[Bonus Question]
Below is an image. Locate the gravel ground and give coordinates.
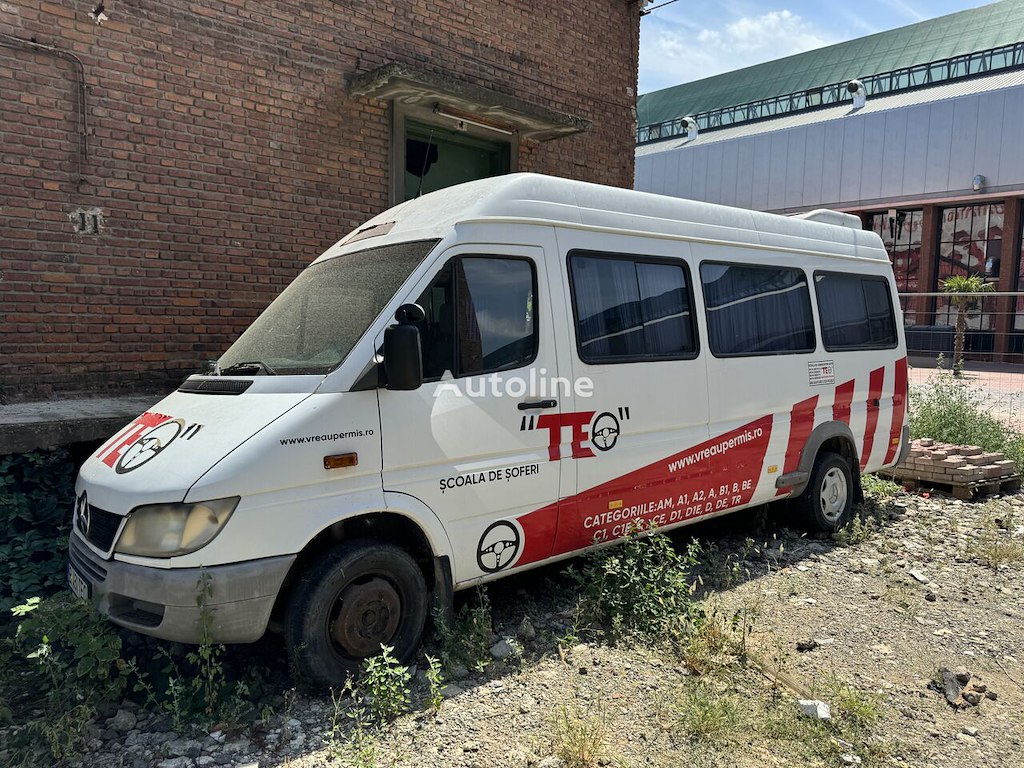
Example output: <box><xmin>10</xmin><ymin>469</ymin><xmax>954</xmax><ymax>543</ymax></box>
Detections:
<box><xmin>61</xmin><ymin>486</ymin><xmax>1024</xmax><ymax>768</ymax></box>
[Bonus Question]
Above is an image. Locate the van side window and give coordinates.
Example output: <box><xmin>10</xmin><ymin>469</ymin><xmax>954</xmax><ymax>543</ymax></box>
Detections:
<box><xmin>700</xmin><ymin>262</ymin><xmax>815</xmax><ymax>356</ymax></box>
<box><xmin>415</xmin><ymin>257</ymin><xmax>537</xmax><ymax>380</ymax></box>
<box><xmin>569</xmin><ymin>252</ymin><xmax>696</xmax><ymax>363</ymax></box>
<box><xmin>814</xmin><ymin>272</ymin><xmax>898</xmax><ymax>351</ymax></box>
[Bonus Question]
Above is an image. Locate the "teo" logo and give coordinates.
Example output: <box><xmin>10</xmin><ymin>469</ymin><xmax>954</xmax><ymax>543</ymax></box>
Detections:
<box><xmin>523</xmin><ymin>407</ymin><xmax>630</xmax><ymax>461</ymax></box>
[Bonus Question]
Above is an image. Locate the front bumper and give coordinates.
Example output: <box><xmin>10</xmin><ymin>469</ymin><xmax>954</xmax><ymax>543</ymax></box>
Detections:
<box><xmin>69</xmin><ymin>533</ymin><xmax>295</xmax><ymax>644</ymax></box>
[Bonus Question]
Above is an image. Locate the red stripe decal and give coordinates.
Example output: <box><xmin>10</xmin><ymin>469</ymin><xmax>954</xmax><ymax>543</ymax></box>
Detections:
<box><xmin>776</xmin><ymin>395</ymin><xmax>818</xmax><ymax>496</ymax></box>
<box><xmin>515</xmin><ymin>416</ymin><xmax>773</xmax><ymax>567</ymax></box>
<box><xmin>883</xmin><ymin>357</ymin><xmax>909</xmax><ymax>465</ymax></box>
<box><xmin>832</xmin><ymin>380</ymin><xmax>855</xmax><ymax>424</ymax></box>
<box><xmin>861</xmin><ymin>367</ymin><xmax>886</xmax><ymax>470</ymax></box>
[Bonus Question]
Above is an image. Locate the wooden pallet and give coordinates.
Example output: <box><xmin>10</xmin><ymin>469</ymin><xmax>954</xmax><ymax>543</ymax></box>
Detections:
<box><xmin>879</xmin><ymin>471</ymin><xmax>1021</xmax><ymax>501</ymax></box>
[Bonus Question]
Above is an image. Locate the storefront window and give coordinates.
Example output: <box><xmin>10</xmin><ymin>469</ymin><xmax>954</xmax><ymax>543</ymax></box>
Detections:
<box><xmin>936</xmin><ymin>204</ymin><xmax>1003</xmax><ymax>282</ymax></box>
<box><xmin>866</xmin><ymin>209</ymin><xmax>922</xmax><ymax>293</ymax></box>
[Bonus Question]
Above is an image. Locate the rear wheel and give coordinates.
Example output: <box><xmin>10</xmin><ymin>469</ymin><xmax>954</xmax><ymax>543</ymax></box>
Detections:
<box><xmin>797</xmin><ymin>451</ymin><xmax>854</xmax><ymax>533</ymax></box>
<box><xmin>285</xmin><ymin>541</ymin><xmax>427</xmax><ymax>687</ymax></box>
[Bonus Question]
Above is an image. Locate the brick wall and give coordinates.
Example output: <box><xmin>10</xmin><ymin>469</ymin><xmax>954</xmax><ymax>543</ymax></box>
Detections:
<box><xmin>0</xmin><ymin>0</ymin><xmax>640</xmax><ymax>401</ymax></box>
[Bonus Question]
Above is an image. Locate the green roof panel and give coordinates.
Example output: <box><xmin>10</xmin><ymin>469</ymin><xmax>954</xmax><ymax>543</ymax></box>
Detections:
<box><xmin>638</xmin><ymin>0</ymin><xmax>1024</xmax><ymax>127</ymax></box>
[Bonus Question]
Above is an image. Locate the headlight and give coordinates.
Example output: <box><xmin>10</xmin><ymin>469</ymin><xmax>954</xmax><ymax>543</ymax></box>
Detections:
<box><xmin>115</xmin><ymin>497</ymin><xmax>239</xmax><ymax>557</ymax></box>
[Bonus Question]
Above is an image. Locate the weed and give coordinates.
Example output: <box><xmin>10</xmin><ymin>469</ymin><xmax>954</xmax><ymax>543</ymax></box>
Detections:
<box><xmin>910</xmin><ymin>364</ymin><xmax>1024</xmax><ymax>469</ymax></box>
<box><xmin>550</xmin><ymin>701</ymin><xmax>609</xmax><ymax>768</ymax></box>
<box><xmin>0</xmin><ymin>449</ymin><xmax>76</xmax><ymax>613</ymax></box>
<box><xmin>664</xmin><ymin>680</ymin><xmax>744</xmax><ymax>741</ymax></box>
<box><xmin>360</xmin><ymin>644</ymin><xmax>412</xmax><ymax>723</ymax></box>
<box><xmin>434</xmin><ymin>587</ymin><xmax>493</xmax><ymax>673</ymax></box>
<box><xmin>860</xmin><ymin>473</ymin><xmax>903</xmax><ymax>500</ymax></box>
<box><xmin>0</xmin><ymin>593</ymin><xmax>135</xmax><ymax>763</ymax></box>
<box><xmin>833</xmin><ymin>512</ymin><xmax>882</xmax><ymax>546</ymax></box>
<box><xmin>568</xmin><ymin>525</ymin><xmax>702</xmax><ymax>643</ymax></box>
<box><xmin>825</xmin><ymin>678</ymin><xmax>882</xmax><ymax>730</ymax></box>
<box><xmin>156</xmin><ymin>572</ymin><xmax>259</xmax><ymax>731</ymax></box>
<box><xmin>675</xmin><ymin>600</ymin><xmax>757</xmax><ymax>674</ymax></box>
<box><xmin>325</xmin><ymin>684</ymin><xmax>379</xmax><ymax>768</ymax></box>
<box><xmin>424</xmin><ymin>653</ymin><xmax>445</xmax><ymax>711</ymax></box>
<box><xmin>323</xmin><ymin>648</ymin><xmax>409</xmax><ymax>768</ymax></box>
<box><xmin>970</xmin><ymin>505</ymin><xmax>1024</xmax><ymax>568</ymax></box>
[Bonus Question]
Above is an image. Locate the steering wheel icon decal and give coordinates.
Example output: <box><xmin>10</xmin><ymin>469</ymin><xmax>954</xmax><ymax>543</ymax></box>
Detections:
<box><xmin>476</xmin><ymin>521</ymin><xmax>522</xmax><ymax>573</ymax></box>
<box><xmin>115</xmin><ymin>419</ymin><xmax>184</xmax><ymax>474</ymax></box>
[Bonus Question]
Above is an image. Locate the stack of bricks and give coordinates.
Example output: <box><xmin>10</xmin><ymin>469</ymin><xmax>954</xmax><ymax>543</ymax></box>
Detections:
<box><xmin>893</xmin><ymin>439</ymin><xmax>1018</xmax><ymax>486</ymax></box>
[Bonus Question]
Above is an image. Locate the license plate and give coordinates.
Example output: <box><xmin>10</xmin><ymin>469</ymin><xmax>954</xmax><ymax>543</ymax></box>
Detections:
<box><xmin>68</xmin><ymin>563</ymin><xmax>91</xmax><ymax>600</ymax></box>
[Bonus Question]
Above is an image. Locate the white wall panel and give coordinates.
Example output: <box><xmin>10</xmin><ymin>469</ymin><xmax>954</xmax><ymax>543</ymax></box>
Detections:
<box><xmin>821</xmin><ymin>121</ymin><xmax>845</xmax><ymax>205</ymax></box>
<box><xmin>858</xmin><ymin>113</ymin><xmax>887</xmax><ymax>203</ymax></box>
<box><xmin>999</xmin><ymin>92</ymin><xmax>1024</xmax><ymax>183</ymax></box>
<box><xmin>802</xmin><ymin>124</ymin><xmax>825</xmax><ymax>206</ymax></box>
<box><xmin>924</xmin><ymin>101</ymin><xmax>954</xmax><ymax>193</ymax></box>
<box><xmin>973</xmin><ymin>92</ymin><xmax>1005</xmax><ymax>187</ymax></box>
<box><xmin>734</xmin><ymin>139</ymin><xmax>755</xmax><ymax>209</ymax></box>
<box><xmin>839</xmin><ymin>117</ymin><xmax>865</xmax><ymax>203</ymax></box>
<box><xmin>767</xmin><ymin>132</ymin><xmax>790</xmax><ymax>210</ymax></box>
<box><xmin>705</xmin><ymin>143</ymin><xmax>724</xmax><ymax>205</ymax></box>
<box><xmin>880</xmin><ymin>109</ymin><xmax>909</xmax><ymax>195</ymax></box>
<box><xmin>901</xmin><ymin>104</ymin><xmax>931</xmax><ymax>197</ymax></box>
<box><xmin>721</xmin><ymin>141</ymin><xmax>740</xmax><ymax>208</ymax></box>
<box><xmin>751</xmin><ymin>135</ymin><xmax>772</xmax><ymax>210</ymax></box>
<box><xmin>947</xmin><ymin>96</ymin><xmax>980</xmax><ymax>193</ymax></box>
<box><xmin>784</xmin><ymin>130</ymin><xmax>806</xmax><ymax>208</ymax></box>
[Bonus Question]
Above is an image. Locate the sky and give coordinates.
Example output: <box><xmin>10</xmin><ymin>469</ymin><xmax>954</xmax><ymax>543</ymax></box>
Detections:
<box><xmin>638</xmin><ymin>0</ymin><xmax>999</xmax><ymax>94</ymax></box>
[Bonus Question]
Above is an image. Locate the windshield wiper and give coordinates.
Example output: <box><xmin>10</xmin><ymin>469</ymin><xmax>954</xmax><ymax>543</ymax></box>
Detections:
<box><xmin>219</xmin><ymin>360</ymin><xmax>278</xmax><ymax>376</ymax></box>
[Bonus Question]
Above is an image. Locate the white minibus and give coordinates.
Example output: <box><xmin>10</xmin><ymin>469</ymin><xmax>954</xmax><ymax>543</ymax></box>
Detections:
<box><xmin>70</xmin><ymin>174</ymin><xmax>909</xmax><ymax>684</ymax></box>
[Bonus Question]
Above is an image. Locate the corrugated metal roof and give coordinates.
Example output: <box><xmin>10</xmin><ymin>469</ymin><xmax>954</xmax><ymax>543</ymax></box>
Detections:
<box><xmin>635</xmin><ymin>68</ymin><xmax>1024</xmax><ymax>157</ymax></box>
<box><xmin>637</xmin><ymin>0</ymin><xmax>1024</xmax><ymax>127</ymax></box>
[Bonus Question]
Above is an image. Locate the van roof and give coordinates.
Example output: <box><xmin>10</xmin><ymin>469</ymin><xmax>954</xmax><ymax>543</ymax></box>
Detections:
<box><xmin>320</xmin><ymin>173</ymin><xmax>886</xmax><ymax>263</ymax></box>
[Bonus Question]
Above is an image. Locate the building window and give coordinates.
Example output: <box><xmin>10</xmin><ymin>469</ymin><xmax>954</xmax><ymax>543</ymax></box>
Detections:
<box><xmin>936</xmin><ymin>203</ymin><xmax>1003</xmax><ymax>282</ymax></box>
<box><xmin>814</xmin><ymin>272</ymin><xmax>897</xmax><ymax>351</ymax></box>
<box><xmin>700</xmin><ymin>263</ymin><xmax>815</xmax><ymax>357</ymax></box>
<box><xmin>568</xmin><ymin>253</ymin><xmax>697</xmax><ymax>363</ymax></box>
<box><xmin>866</xmin><ymin>209</ymin><xmax>923</xmax><ymax>292</ymax></box>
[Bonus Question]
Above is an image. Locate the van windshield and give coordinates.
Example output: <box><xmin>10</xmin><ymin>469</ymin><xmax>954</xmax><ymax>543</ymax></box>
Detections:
<box><xmin>218</xmin><ymin>239</ymin><xmax>439</xmax><ymax>375</ymax></box>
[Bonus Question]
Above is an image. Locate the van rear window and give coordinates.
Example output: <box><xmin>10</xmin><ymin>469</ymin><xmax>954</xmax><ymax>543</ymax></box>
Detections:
<box><xmin>814</xmin><ymin>272</ymin><xmax>898</xmax><ymax>351</ymax></box>
<box><xmin>568</xmin><ymin>253</ymin><xmax>697</xmax><ymax>363</ymax></box>
<box><xmin>701</xmin><ymin>263</ymin><xmax>815</xmax><ymax>356</ymax></box>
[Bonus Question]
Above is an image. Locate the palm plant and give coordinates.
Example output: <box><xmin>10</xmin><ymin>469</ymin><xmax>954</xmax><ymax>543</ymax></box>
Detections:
<box><xmin>940</xmin><ymin>274</ymin><xmax>994</xmax><ymax>375</ymax></box>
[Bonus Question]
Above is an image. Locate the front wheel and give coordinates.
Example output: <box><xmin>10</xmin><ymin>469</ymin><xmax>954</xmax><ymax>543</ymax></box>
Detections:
<box><xmin>796</xmin><ymin>451</ymin><xmax>854</xmax><ymax>533</ymax></box>
<box><xmin>285</xmin><ymin>541</ymin><xmax>427</xmax><ymax>687</ymax></box>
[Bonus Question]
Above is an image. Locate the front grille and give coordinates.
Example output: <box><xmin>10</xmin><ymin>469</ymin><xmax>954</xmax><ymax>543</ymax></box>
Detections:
<box><xmin>69</xmin><ymin>536</ymin><xmax>108</xmax><ymax>582</ymax></box>
<box><xmin>78</xmin><ymin>504</ymin><xmax>123</xmax><ymax>552</ymax></box>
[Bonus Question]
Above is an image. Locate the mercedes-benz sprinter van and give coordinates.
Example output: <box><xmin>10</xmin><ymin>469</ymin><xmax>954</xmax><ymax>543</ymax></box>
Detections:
<box><xmin>70</xmin><ymin>174</ymin><xmax>909</xmax><ymax>685</ymax></box>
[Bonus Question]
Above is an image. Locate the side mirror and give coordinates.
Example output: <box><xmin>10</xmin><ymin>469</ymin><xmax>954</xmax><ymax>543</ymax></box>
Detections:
<box><xmin>383</xmin><ymin>304</ymin><xmax>424</xmax><ymax>391</ymax></box>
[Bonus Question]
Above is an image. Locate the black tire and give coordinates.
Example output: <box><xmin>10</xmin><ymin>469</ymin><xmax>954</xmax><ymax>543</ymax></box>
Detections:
<box><xmin>285</xmin><ymin>541</ymin><xmax>427</xmax><ymax>687</ymax></box>
<box><xmin>796</xmin><ymin>451</ymin><xmax>854</xmax><ymax>533</ymax></box>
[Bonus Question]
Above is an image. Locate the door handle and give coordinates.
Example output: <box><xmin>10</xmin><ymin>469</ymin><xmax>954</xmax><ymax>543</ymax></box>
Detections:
<box><xmin>518</xmin><ymin>399</ymin><xmax>557</xmax><ymax>410</ymax></box>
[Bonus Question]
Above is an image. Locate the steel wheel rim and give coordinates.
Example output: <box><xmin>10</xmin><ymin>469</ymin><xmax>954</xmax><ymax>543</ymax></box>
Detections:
<box><xmin>819</xmin><ymin>467</ymin><xmax>848</xmax><ymax>523</ymax></box>
<box><xmin>328</xmin><ymin>576</ymin><xmax>402</xmax><ymax>658</ymax></box>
